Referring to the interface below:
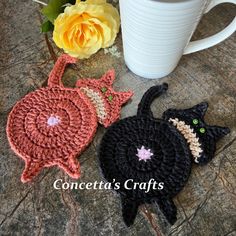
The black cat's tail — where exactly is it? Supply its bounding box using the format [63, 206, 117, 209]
[121, 197, 139, 227]
[137, 83, 168, 118]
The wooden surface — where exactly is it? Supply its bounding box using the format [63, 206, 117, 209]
[0, 1, 235, 235]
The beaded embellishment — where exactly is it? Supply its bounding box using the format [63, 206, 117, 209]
[99, 83, 230, 226]
[7, 54, 133, 183]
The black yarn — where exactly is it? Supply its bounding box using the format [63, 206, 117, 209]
[99, 83, 230, 226]
[121, 197, 139, 227]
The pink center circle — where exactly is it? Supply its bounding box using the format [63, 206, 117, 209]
[47, 116, 60, 127]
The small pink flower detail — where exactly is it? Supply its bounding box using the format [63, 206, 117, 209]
[47, 115, 60, 127]
[136, 146, 153, 162]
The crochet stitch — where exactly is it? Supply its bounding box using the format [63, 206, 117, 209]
[7, 54, 133, 183]
[76, 70, 133, 127]
[99, 83, 230, 226]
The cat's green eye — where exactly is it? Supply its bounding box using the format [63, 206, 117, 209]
[199, 128, 206, 134]
[192, 119, 199, 125]
[108, 95, 113, 102]
[101, 87, 107, 93]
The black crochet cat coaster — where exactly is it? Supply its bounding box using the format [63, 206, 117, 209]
[99, 83, 230, 226]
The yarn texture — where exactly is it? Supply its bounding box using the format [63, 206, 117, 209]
[7, 54, 133, 183]
[99, 83, 230, 226]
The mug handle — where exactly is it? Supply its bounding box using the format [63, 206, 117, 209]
[184, 0, 236, 54]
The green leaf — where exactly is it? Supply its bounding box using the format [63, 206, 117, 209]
[42, 0, 76, 23]
[41, 20, 54, 33]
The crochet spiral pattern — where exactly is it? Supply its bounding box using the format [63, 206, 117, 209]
[7, 54, 133, 183]
[99, 83, 230, 226]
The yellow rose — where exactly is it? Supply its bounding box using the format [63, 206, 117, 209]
[53, 0, 120, 59]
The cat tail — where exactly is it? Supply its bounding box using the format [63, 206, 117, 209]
[153, 197, 177, 225]
[48, 54, 77, 87]
[137, 83, 168, 118]
[121, 197, 139, 227]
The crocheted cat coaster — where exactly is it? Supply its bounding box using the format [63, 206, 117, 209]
[99, 83, 230, 226]
[7, 54, 133, 183]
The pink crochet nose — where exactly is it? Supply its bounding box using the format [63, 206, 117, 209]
[47, 116, 60, 126]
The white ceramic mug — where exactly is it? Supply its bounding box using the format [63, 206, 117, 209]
[119, 0, 236, 79]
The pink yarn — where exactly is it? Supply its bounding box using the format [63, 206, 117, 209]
[6, 54, 133, 183]
[136, 146, 153, 162]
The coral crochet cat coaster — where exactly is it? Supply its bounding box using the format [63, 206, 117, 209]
[7, 54, 133, 183]
[99, 83, 230, 226]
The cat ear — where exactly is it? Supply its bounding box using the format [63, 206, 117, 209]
[192, 102, 208, 118]
[117, 91, 133, 105]
[100, 69, 115, 86]
[208, 126, 230, 141]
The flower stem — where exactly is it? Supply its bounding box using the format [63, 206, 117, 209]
[32, 0, 47, 6]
